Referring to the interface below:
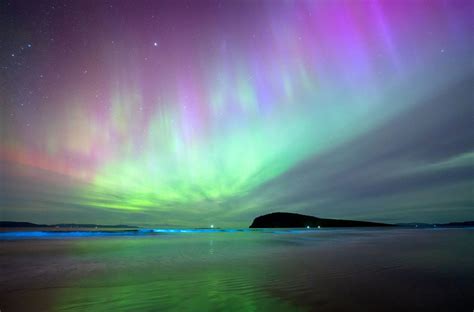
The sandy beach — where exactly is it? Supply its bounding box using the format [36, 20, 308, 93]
[1, 228, 473, 311]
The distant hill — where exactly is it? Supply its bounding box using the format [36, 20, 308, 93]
[397, 221, 474, 228]
[0, 221, 50, 228]
[53, 223, 138, 228]
[438, 221, 474, 227]
[249, 212, 392, 228]
[0, 221, 138, 229]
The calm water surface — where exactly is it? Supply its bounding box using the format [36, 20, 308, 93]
[1, 228, 473, 311]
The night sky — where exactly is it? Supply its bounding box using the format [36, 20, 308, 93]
[1, 0, 473, 227]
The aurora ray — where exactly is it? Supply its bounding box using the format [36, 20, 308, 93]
[1, 0, 472, 227]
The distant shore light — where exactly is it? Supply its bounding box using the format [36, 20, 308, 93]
[210, 224, 214, 228]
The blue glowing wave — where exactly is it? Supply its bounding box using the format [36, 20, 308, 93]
[0, 228, 323, 239]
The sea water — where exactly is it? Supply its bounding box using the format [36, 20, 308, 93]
[0, 228, 473, 311]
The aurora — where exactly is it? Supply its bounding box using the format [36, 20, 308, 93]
[1, 2, 474, 312]
[1, 0, 473, 227]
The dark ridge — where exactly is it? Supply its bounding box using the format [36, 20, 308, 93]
[249, 212, 392, 228]
[0, 221, 51, 228]
[53, 223, 138, 229]
[396, 221, 474, 228]
[0, 221, 138, 228]
[435, 221, 474, 227]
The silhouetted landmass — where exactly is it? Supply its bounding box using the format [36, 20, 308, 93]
[53, 223, 138, 228]
[249, 212, 392, 228]
[437, 221, 474, 227]
[0, 221, 138, 228]
[0, 221, 50, 228]
[395, 223, 433, 228]
[397, 221, 474, 228]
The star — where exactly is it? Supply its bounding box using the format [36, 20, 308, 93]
[153, 42, 158, 47]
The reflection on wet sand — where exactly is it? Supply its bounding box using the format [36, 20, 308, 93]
[1, 229, 473, 311]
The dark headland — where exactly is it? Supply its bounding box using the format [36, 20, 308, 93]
[249, 212, 392, 228]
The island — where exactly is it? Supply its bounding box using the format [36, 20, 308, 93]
[249, 212, 392, 228]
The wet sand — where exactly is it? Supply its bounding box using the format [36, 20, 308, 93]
[1, 228, 473, 311]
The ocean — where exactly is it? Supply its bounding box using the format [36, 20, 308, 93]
[1, 228, 473, 311]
